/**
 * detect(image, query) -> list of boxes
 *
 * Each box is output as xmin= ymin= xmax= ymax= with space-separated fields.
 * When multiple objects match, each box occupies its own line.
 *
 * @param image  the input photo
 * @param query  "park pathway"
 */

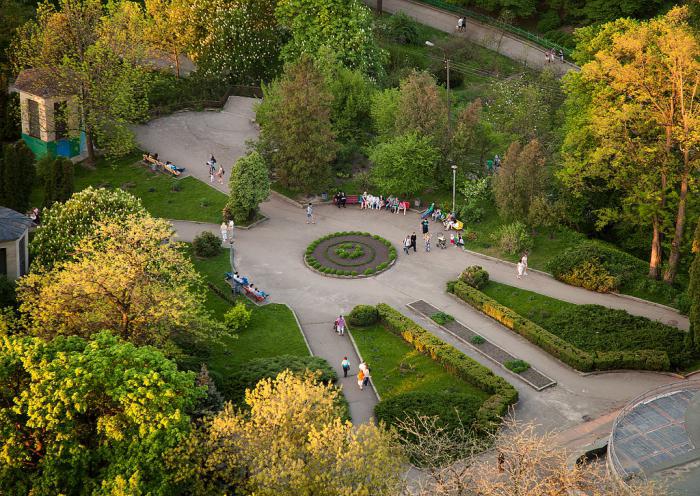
xmin=363 ymin=0 xmax=579 ymax=75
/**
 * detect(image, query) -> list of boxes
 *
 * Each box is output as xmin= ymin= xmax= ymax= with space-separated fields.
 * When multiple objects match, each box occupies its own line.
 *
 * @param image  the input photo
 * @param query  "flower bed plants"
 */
xmin=305 ymin=232 xmax=397 ymax=278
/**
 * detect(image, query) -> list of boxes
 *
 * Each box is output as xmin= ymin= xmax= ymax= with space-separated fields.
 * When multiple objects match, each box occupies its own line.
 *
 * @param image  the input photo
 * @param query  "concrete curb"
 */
xmin=287 ymin=305 xmax=314 ymax=357
xmin=407 ymin=301 xmax=556 ymax=391
xmin=347 ymin=328 xmax=382 ymax=402
xmin=269 ymin=189 xmax=304 ymax=209
xmin=234 ymin=214 xmax=269 ymax=230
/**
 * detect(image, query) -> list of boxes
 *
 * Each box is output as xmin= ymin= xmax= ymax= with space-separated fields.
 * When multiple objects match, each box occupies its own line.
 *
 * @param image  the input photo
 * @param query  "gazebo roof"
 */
xmin=13 ymin=68 xmax=65 ymax=98
xmin=0 ymin=207 xmax=33 ymax=242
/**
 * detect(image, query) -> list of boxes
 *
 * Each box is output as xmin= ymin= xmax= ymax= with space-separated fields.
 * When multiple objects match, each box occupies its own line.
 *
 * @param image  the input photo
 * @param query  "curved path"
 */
xmin=172 ymin=197 xmax=687 ymax=431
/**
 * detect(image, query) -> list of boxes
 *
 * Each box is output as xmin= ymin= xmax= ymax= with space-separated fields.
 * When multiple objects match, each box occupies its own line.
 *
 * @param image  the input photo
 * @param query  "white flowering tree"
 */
xmin=194 ymin=0 xmax=283 ymax=84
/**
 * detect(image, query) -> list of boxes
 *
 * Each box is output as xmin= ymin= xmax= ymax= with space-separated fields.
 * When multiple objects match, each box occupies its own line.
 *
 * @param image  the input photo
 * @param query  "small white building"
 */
xmin=0 ymin=207 xmax=33 ymax=280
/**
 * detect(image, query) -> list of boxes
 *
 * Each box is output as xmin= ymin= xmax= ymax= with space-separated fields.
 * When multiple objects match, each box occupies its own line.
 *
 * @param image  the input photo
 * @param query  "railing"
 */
xmin=412 ymin=0 xmax=573 ymax=59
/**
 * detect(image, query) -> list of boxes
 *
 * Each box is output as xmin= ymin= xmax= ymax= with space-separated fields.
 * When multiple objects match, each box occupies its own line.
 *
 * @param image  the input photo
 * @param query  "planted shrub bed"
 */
xmin=352 ymin=304 xmax=517 ymax=434
xmin=305 ymin=232 xmax=396 ymax=277
xmin=451 ymin=280 xmax=686 ymax=372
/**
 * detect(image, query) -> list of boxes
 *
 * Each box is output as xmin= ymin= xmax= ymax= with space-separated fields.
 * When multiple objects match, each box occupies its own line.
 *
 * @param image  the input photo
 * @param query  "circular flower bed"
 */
xmin=305 ymin=232 xmax=397 ymax=278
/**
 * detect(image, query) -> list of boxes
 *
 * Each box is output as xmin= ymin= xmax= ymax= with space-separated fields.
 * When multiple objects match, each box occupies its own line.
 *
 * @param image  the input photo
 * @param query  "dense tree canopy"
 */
xmin=226 ymin=150 xmax=270 ymax=223
xmin=256 ymin=56 xmax=337 ymax=193
xmin=0 ymin=331 xmax=203 ymax=495
xmin=0 ymin=140 xmax=35 ymax=213
xmin=19 ymin=216 xmax=221 ymax=348
xmin=494 ymin=139 xmax=548 ymax=222
xmin=31 ymin=187 xmax=147 ymax=272
xmin=275 ymin=0 xmax=386 ymax=78
xmin=171 ymin=371 xmax=404 ymax=495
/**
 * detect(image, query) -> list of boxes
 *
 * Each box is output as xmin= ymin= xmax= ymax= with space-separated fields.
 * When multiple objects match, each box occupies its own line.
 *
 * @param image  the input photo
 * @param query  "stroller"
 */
xmin=437 ymin=233 xmax=447 ymax=249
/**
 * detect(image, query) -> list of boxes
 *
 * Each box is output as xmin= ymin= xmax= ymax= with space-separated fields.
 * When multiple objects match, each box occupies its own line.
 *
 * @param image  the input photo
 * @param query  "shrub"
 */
xmin=677 ymin=292 xmax=691 ymax=315
xmin=375 ymin=391 xmax=483 ymax=452
xmin=490 ymin=222 xmax=533 ymax=256
xmin=220 ymin=355 xmax=338 ymax=403
xmin=364 ymin=268 xmax=375 ymax=276
xmin=223 ymin=302 xmax=252 ymax=333
xmin=383 ymin=11 xmax=420 ymax=45
xmin=471 ymin=335 xmax=485 ymax=345
xmin=431 ymin=311 xmax=454 ymax=326
xmin=504 ymin=359 xmax=530 ymax=374
xmin=459 ymin=265 xmax=489 ymax=289
xmin=348 ymin=305 xmax=379 ymax=327
xmin=193 ymin=231 xmax=222 ymax=258
xmin=558 ymin=259 xmax=618 ymax=293
xmin=376 ymin=303 xmax=517 ymax=431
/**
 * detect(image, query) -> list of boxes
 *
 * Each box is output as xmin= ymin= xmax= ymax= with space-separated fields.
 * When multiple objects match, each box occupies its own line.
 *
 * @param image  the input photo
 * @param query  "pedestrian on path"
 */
xmin=363 ymin=368 xmax=371 ymax=389
xmin=424 ymin=232 xmax=431 ymax=252
xmin=220 ymin=222 xmax=228 ymax=243
xmin=421 ymin=218 xmax=429 ymax=234
xmin=306 ymin=203 xmax=315 ymax=224
xmin=517 ymin=260 xmax=525 ymax=279
xmin=411 ymin=232 xmax=417 ymax=252
xmin=335 ymin=315 xmax=346 ymax=336
xmin=341 ymin=356 xmax=350 ymax=377
xmin=357 ymin=369 xmax=365 ymax=390
xmin=216 ymin=164 xmax=225 ymax=185
xmin=457 ymin=233 xmax=465 ymax=251
xmin=227 ymin=220 xmax=234 ymax=244
xmin=521 ymin=252 xmax=529 ymax=276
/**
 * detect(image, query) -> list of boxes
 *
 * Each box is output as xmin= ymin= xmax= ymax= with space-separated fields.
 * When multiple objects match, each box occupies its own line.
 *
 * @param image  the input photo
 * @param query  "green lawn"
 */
xmin=479 ymin=280 xmax=689 ymax=368
xmin=351 ymin=323 xmax=489 ymax=401
xmin=185 ymin=246 xmax=309 ymax=383
xmin=32 ymin=153 xmax=227 ymax=223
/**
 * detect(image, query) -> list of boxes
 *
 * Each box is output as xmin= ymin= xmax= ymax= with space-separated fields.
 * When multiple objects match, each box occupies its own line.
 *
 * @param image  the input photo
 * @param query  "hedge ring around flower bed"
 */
xmin=305 ymin=232 xmax=397 ymax=278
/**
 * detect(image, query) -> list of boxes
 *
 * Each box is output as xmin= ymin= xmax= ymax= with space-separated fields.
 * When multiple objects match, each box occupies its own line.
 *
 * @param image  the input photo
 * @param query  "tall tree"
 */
xmin=18 ymin=216 xmax=222 ymax=348
xmin=560 ymin=7 xmax=700 ymax=283
xmin=31 ymin=187 xmax=147 ymax=272
xmin=493 ymin=139 xmax=548 ymax=222
xmin=144 ymin=0 xmax=193 ymax=78
xmin=170 ymin=370 xmax=404 ymax=495
xmin=0 ymin=331 xmax=202 ymax=494
xmin=450 ymin=98 xmax=499 ymax=177
xmin=0 ymin=140 xmax=35 ymax=212
xmin=226 ymin=150 xmax=270 ymax=223
xmin=256 ymin=56 xmax=337 ymax=193
xmin=275 ymin=0 xmax=386 ymax=79
xmin=687 ymin=219 xmax=700 ymax=352
xmin=11 ymin=0 xmax=150 ymax=162
xmin=41 ymin=156 xmax=74 ymax=208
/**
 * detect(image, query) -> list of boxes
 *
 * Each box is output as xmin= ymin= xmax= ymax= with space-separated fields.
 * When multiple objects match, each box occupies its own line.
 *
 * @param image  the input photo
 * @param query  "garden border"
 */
xmin=304 ymin=232 xmax=397 ymax=279
xmin=406 ymin=299 xmax=556 ymax=391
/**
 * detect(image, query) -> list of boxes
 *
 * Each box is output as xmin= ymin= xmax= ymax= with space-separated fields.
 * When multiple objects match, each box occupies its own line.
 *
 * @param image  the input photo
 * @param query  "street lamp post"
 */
xmin=425 ymin=41 xmax=451 ymax=135
xmin=451 ymin=164 xmax=457 ymax=214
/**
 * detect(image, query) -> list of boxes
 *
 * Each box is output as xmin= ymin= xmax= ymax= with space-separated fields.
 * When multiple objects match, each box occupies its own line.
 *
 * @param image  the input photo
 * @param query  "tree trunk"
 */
xmin=664 ymin=170 xmax=690 ymax=284
xmin=649 ymin=216 xmax=663 ymax=279
xmin=377 ymin=0 xmax=382 ymax=14
xmin=85 ymin=128 xmax=96 ymax=166
xmin=174 ymin=50 xmax=181 ymax=78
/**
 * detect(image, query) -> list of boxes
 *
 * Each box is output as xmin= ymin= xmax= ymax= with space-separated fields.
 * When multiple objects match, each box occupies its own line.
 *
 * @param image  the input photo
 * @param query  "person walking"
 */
xmin=357 ymin=368 xmax=365 ymax=390
xmin=521 ymin=252 xmax=529 ymax=276
xmin=517 ymin=260 xmax=525 ymax=279
xmin=403 ymin=235 xmax=411 ymax=255
xmin=341 ymin=356 xmax=350 ymax=378
xmin=306 ymin=203 xmax=315 ymax=224
xmin=424 ymin=232 xmax=431 ymax=252
xmin=216 ymin=164 xmax=225 ymax=185
xmin=363 ymin=367 xmax=371 ymax=389
xmin=220 ymin=222 xmax=228 ymax=243
xmin=421 ymin=218 xmax=429 ymax=234
xmin=457 ymin=233 xmax=465 ymax=251
xmin=336 ymin=315 xmax=346 ymax=336
xmin=227 ymin=220 xmax=234 ymax=244
xmin=410 ymin=232 xmax=417 ymax=253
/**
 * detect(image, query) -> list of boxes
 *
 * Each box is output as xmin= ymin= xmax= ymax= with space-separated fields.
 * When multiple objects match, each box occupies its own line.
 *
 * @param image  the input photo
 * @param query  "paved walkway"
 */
xmin=364 ymin=0 xmax=578 ymax=75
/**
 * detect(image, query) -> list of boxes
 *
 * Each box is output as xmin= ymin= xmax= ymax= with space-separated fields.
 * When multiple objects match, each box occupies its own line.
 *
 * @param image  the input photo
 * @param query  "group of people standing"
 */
xmin=456 ymin=16 xmax=467 ymax=32
xmin=207 ymin=155 xmax=225 ymax=185
xmin=341 ymin=356 xmax=371 ymax=391
xmin=545 ymin=48 xmax=565 ymax=64
xmin=220 ymin=220 xmax=235 ymax=244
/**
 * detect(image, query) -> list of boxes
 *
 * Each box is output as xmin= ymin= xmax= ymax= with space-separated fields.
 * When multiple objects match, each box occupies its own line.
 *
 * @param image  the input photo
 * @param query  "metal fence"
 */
xmin=414 ymin=0 xmax=573 ymax=58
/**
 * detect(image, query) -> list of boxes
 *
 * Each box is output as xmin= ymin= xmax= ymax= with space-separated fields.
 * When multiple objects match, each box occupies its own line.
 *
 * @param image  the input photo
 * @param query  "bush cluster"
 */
xmin=219 ymin=355 xmax=338 ymax=403
xmin=451 ymin=281 xmax=672 ymax=372
xmin=376 ymin=303 xmax=518 ymax=432
xmin=459 ymin=265 xmax=489 ymax=289
xmin=430 ymin=311 xmax=454 ymax=326
xmin=504 ymin=359 xmax=530 ymax=374
xmin=490 ymin=221 xmax=533 ymax=256
xmin=545 ymin=241 xmax=682 ymax=305
xmin=375 ymin=391 xmax=483 ymax=444
xmin=348 ymin=305 xmax=379 ymax=327
xmin=223 ymin=302 xmax=252 ymax=333
xmin=193 ymin=231 xmax=222 ymax=258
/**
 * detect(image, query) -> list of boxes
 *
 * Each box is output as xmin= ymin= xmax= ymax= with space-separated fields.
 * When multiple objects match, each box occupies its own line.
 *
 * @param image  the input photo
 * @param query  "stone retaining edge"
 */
xmin=347 ymin=328 xmax=382 ymax=402
xmin=407 ymin=301 xmax=556 ymax=391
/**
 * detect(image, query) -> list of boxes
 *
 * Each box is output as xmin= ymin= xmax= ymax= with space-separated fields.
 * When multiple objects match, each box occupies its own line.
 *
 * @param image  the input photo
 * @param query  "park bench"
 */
xmin=142 ymin=154 xmax=184 ymax=177
xmin=333 ymin=194 xmax=359 ymax=206
xmin=225 ymin=272 xmax=268 ymax=303
xmin=243 ymin=285 xmax=269 ymax=303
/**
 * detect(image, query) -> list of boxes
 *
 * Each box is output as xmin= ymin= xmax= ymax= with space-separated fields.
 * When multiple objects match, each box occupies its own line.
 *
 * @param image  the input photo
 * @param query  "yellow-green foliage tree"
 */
xmin=17 ymin=215 xmax=222 ymax=348
xmin=0 ymin=331 xmax=203 ymax=494
xmin=171 ymin=370 xmax=405 ymax=495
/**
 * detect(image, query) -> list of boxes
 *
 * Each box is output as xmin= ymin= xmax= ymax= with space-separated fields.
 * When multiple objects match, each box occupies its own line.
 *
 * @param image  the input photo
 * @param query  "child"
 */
xmin=457 ymin=233 xmax=465 ymax=251
xmin=357 ymin=369 xmax=365 ymax=390
xmin=450 ymin=233 xmax=455 ymax=246
xmin=341 ymin=357 xmax=350 ymax=377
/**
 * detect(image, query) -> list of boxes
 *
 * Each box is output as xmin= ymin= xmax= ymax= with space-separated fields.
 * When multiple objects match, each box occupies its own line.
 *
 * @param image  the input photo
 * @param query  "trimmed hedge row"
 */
xmin=451 ymin=281 xmax=671 ymax=372
xmin=375 ymin=303 xmax=517 ymax=431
